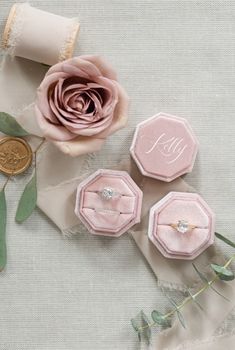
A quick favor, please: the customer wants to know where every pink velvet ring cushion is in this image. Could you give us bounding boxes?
[75,169,143,237]
[130,113,199,182]
[148,192,215,260]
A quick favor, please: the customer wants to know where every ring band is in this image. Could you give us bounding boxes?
[170,220,196,234]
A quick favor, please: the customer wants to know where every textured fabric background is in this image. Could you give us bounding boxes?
[0,1,235,349]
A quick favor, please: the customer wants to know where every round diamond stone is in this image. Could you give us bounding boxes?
[176,220,189,234]
[101,187,114,200]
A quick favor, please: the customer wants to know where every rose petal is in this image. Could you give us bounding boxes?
[36,72,69,123]
[81,55,118,80]
[50,94,94,131]
[45,58,101,81]
[35,105,76,141]
[60,57,102,80]
[96,82,129,138]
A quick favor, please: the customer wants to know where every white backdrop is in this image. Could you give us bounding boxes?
[0,1,235,349]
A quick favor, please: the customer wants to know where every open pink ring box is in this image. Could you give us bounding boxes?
[75,169,143,237]
[148,192,215,260]
[130,113,199,182]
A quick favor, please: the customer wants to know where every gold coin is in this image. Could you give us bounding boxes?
[0,137,33,176]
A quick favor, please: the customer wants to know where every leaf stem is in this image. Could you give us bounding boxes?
[1,170,15,191]
[137,254,235,332]
[32,138,45,180]
[34,138,45,155]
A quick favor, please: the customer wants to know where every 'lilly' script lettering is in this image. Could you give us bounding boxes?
[145,133,188,164]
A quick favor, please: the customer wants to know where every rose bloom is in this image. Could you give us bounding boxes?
[35,56,129,156]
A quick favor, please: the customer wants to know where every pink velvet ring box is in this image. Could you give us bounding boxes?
[148,192,215,260]
[75,169,143,237]
[130,112,199,182]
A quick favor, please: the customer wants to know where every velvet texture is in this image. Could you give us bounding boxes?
[75,169,142,236]
[148,192,215,259]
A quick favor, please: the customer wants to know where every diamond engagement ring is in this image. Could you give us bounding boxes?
[98,187,121,200]
[170,220,196,234]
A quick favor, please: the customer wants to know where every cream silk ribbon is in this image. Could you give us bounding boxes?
[2,3,80,65]
[0,3,234,349]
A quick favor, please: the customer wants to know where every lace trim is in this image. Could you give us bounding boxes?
[62,223,87,238]
[2,3,28,56]
[1,3,17,49]
[58,18,80,62]
[172,331,235,350]
[215,306,235,336]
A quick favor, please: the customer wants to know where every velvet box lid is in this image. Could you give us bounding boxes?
[75,169,143,237]
[130,113,199,182]
[148,192,215,260]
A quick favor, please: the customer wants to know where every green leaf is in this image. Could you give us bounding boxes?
[165,296,186,328]
[176,310,186,329]
[0,112,29,137]
[15,173,37,223]
[215,232,235,249]
[130,311,152,344]
[0,188,7,271]
[130,319,141,341]
[131,318,139,332]
[193,263,229,301]
[187,289,204,311]
[166,295,179,309]
[209,283,230,301]
[151,310,170,327]
[192,263,208,283]
[140,310,151,344]
[211,263,235,281]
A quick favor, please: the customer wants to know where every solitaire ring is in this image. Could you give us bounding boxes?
[170,220,197,234]
[98,187,121,201]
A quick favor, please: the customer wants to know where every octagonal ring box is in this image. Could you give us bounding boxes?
[75,169,143,237]
[130,113,199,182]
[148,192,215,260]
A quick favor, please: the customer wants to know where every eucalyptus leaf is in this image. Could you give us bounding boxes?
[0,188,7,271]
[151,310,170,327]
[187,289,204,311]
[166,295,178,309]
[131,311,152,343]
[215,232,235,249]
[176,310,186,329]
[192,263,208,283]
[193,263,229,300]
[209,283,230,301]
[192,297,204,311]
[211,263,234,281]
[131,319,141,341]
[141,310,151,325]
[0,112,29,137]
[131,318,139,332]
[140,311,152,344]
[15,173,37,223]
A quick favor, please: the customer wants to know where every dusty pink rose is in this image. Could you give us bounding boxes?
[35,55,129,156]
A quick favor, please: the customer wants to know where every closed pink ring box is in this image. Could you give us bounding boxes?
[75,169,143,237]
[130,113,199,182]
[148,192,215,260]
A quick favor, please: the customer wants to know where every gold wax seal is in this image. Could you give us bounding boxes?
[0,137,33,176]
